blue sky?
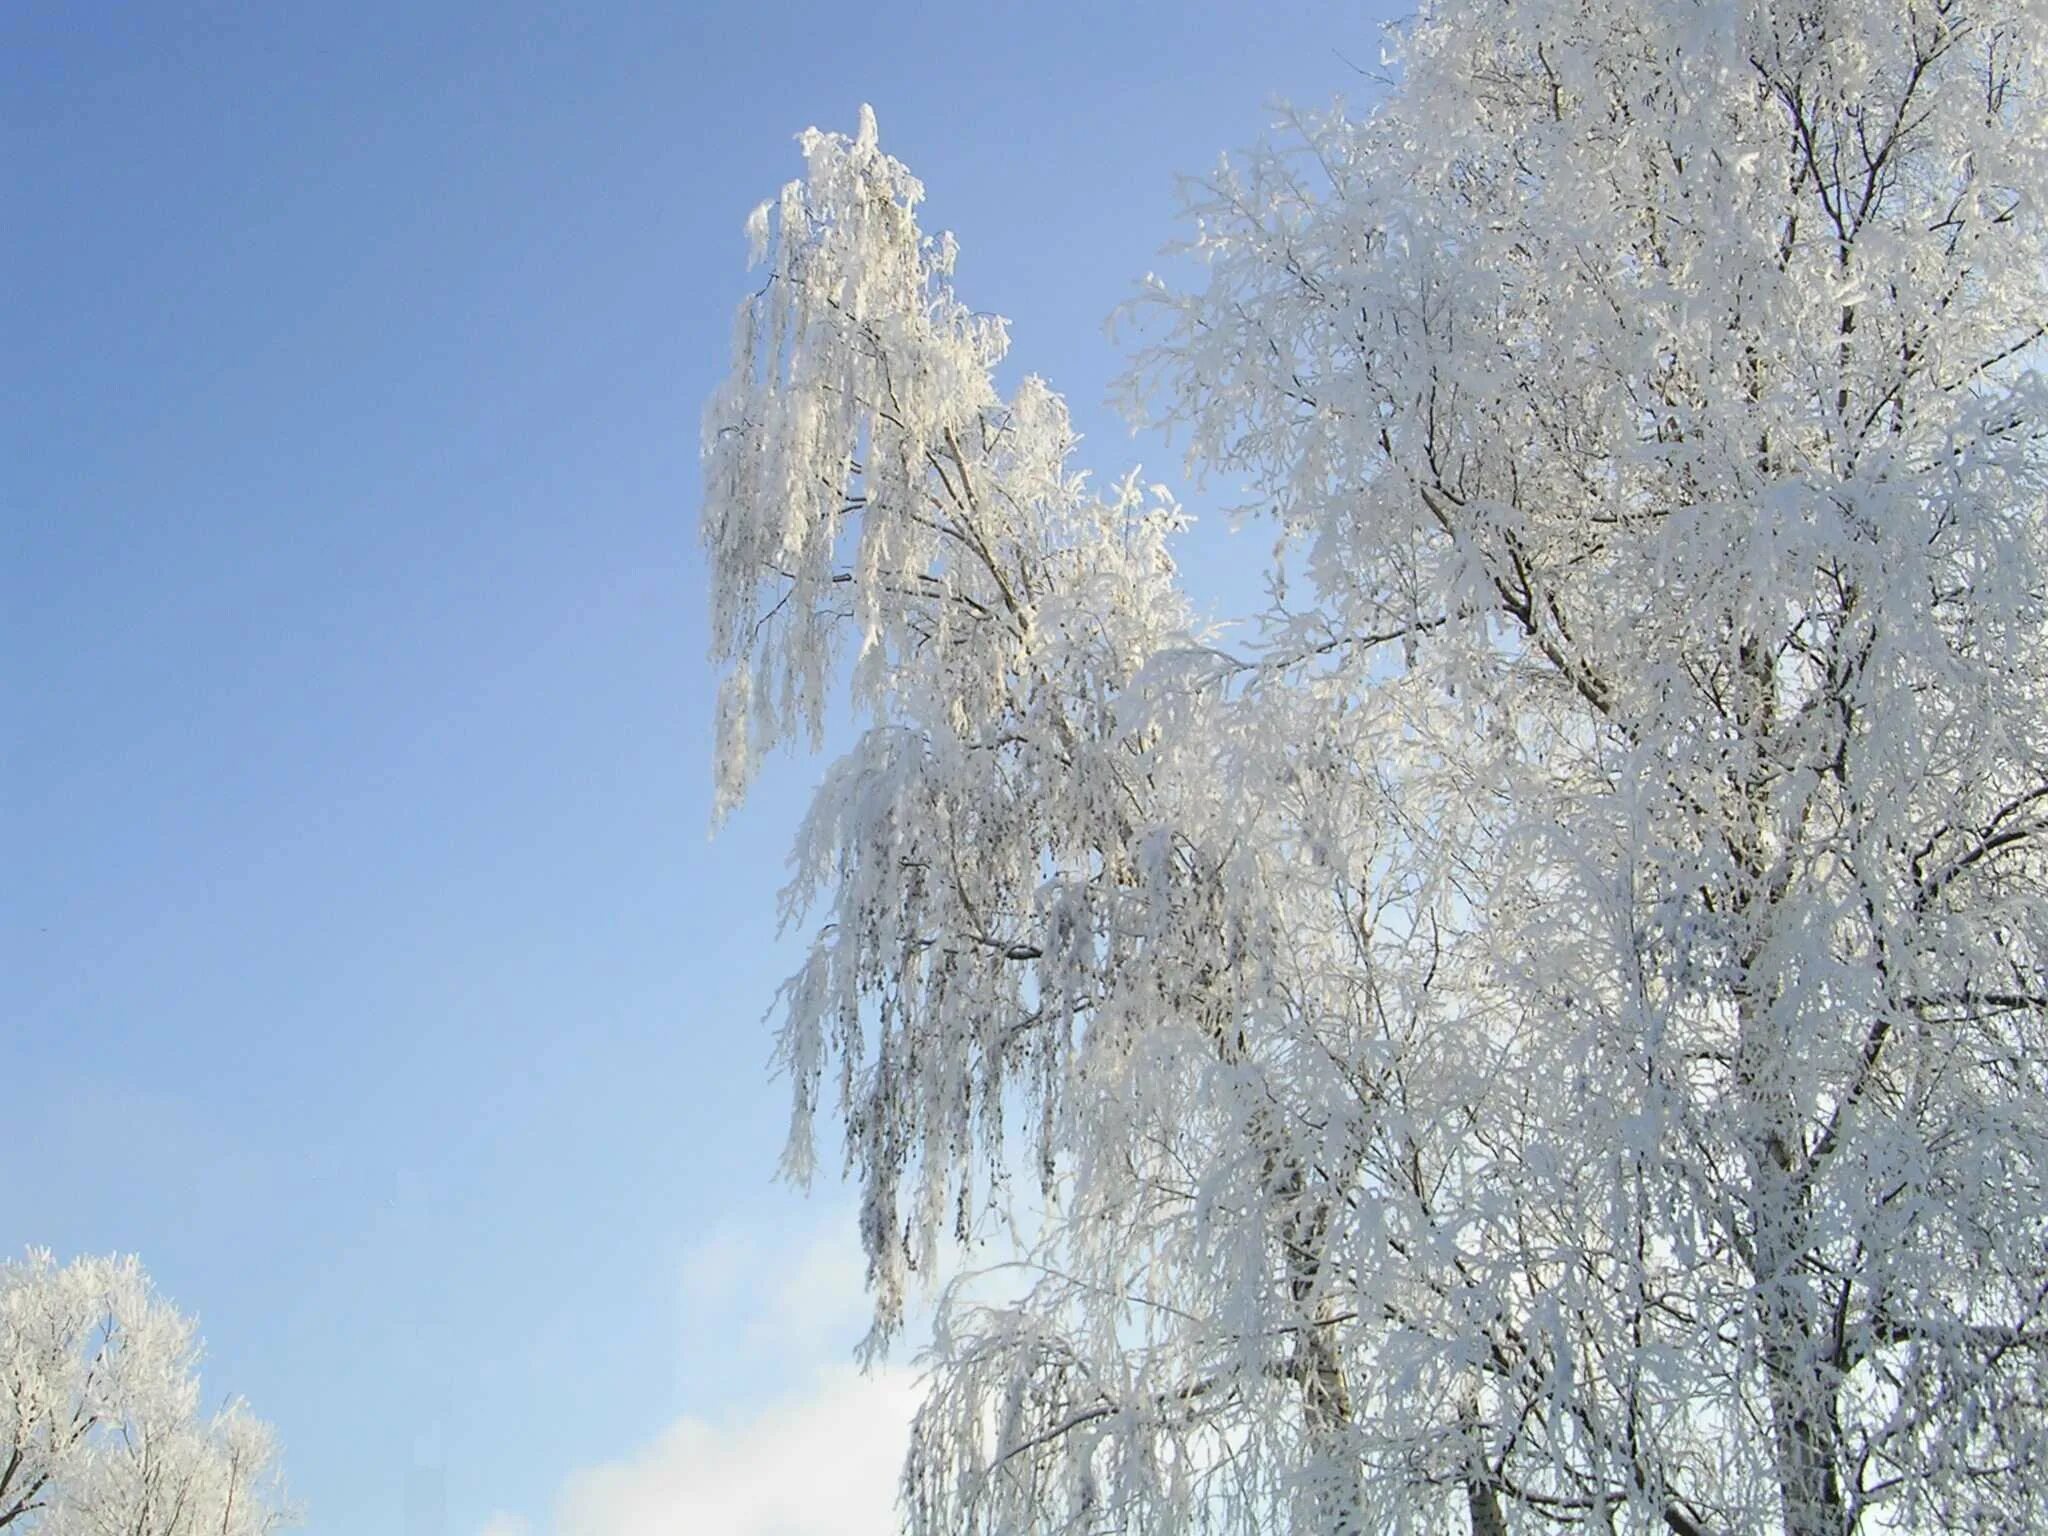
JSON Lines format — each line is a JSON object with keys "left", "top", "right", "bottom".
{"left": 4, "top": 4, "right": 1393, "bottom": 1533}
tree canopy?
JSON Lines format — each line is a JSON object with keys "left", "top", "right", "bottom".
{"left": 1, "top": 1251, "right": 288, "bottom": 1536}
{"left": 704, "top": 3, "right": 2048, "bottom": 1532}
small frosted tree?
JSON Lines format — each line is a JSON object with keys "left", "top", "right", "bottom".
{"left": 1, "top": 1251, "right": 289, "bottom": 1536}
{"left": 703, "top": 3, "right": 2048, "bottom": 1532}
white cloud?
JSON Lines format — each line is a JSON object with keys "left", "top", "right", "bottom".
{"left": 551, "top": 1363, "right": 920, "bottom": 1536}
{"left": 493, "top": 1210, "right": 932, "bottom": 1536}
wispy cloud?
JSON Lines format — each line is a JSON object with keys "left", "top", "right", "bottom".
{"left": 676, "top": 1208, "right": 876, "bottom": 1367}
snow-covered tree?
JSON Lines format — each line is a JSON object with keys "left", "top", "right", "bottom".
{"left": 1, "top": 1251, "right": 290, "bottom": 1536}
{"left": 703, "top": 2, "right": 2048, "bottom": 1531}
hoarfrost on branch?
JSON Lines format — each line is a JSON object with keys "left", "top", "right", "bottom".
{"left": 703, "top": 4, "right": 2048, "bottom": 1531}
{"left": 1, "top": 1251, "right": 289, "bottom": 1536}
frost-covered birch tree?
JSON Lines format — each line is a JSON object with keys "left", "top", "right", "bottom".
{"left": 703, "top": 2, "right": 2048, "bottom": 1531}
{"left": 1, "top": 1252, "right": 289, "bottom": 1536}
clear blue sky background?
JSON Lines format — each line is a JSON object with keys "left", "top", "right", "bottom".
{"left": 4, "top": 5, "right": 1394, "bottom": 1533}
